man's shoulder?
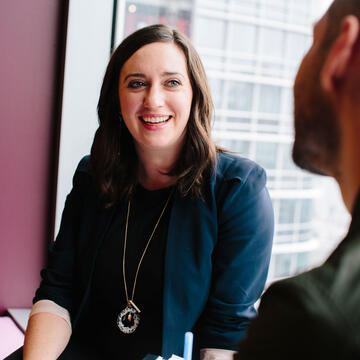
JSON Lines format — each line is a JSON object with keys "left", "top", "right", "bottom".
{"left": 263, "top": 232, "right": 360, "bottom": 332}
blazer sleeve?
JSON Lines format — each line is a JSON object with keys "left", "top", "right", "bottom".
{"left": 33, "top": 157, "right": 91, "bottom": 320}
{"left": 197, "top": 162, "right": 274, "bottom": 350}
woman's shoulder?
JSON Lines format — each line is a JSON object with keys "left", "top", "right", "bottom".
{"left": 215, "top": 151, "right": 266, "bottom": 187}
{"left": 75, "top": 155, "right": 91, "bottom": 174}
{"left": 71, "top": 155, "right": 94, "bottom": 193}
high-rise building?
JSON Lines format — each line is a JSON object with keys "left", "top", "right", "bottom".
{"left": 115, "top": 0, "right": 349, "bottom": 283}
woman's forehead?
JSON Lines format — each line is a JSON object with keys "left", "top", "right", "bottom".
{"left": 120, "top": 42, "right": 188, "bottom": 79}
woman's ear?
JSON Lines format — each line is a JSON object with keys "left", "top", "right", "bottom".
{"left": 321, "top": 15, "right": 360, "bottom": 92}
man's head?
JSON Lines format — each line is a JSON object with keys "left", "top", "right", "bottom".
{"left": 292, "top": 0, "right": 360, "bottom": 178}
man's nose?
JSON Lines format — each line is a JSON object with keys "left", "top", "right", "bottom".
{"left": 143, "top": 84, "right": 165, "bottom": 108}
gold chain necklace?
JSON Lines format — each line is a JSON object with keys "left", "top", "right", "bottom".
{"left": 117, "top": 188, "right": 174, "bottom": 334}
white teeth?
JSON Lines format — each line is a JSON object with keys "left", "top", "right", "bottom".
{"left": 141, "top": 116, "right": 170, "bottom": 124}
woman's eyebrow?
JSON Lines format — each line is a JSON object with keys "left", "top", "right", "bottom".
{"left": 123, "top": 71, "right": 185, "bottom": 83}
{"left": 123, "top": 73, "right": 146, "bottom": 82}
{"left": 161, "top": 71, "right": 185, "bottom": 79}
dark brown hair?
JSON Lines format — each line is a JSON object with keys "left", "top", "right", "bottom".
{"left": 90, "top": 24, "right": 219, "bottom": 206}
{"left": 322, "top": 0, "right": 360, "bottom": 50}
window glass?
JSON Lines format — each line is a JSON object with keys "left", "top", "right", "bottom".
{"left": 281, "top": 144, "right": 296, "bottom": 170}
{"left": 227, "top": 81, "right": 254, "bottom": 111}
{"left": 124, "top": 1, "right": 191, "bottom": 36}
{"left": 263, "top": 3, "right": 287, "bottom": 22}
{"left": 194, "top": 17, "right": 226, "bottom": 49}
{"left": 258, "top": 85, "right": 282, "bottom": 114}
{"left": 233, "top": 140, "right": 250, "bottom": 155}
{"left": 279, "top": 199, "right": 296, "bottom": 224}
{"left": 289, "top": 0, "right": 311, "bottom": 25}
{"left": 286, "top": 32, "right": 310, "bottom": 62}
{"left": 208, "top": 78, "right": 224, "bottom": 109}
{"left": 255, "top": 142, "right": 278, "bottom": 169}
{"left": 229, "top": 0, "right": 260, "bottom": 16}
{"left": 230, "top": 22, "right": 257, "bottom": 55}
{"left": 274, "top": 253, "right": 294, "bottom": 278}
{"left": 300, "top": 199, "right": 312, "bottom": 222}
{"left": 296, "top": 252, "right": 310, "bottom": 273}
{"left": 260, "top": 27, "right": 285, "bottom": 59}
{"left": 283, "top": 87, "right": 293, "bottom": 115}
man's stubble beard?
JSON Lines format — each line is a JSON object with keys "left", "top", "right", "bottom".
{"left": 292, "top": 67, "right": 341, "bottom": 177}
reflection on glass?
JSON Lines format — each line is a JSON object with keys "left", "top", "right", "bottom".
{"left": 124, "top": 1, "right": 191, "bottom": 37}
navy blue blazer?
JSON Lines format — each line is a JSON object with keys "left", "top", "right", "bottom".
{"left": 34, "top": 152, "right": 274, "bottom": 359}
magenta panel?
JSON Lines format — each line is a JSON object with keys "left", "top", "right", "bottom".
{"left": 0, "top": 1, "right": 63, "bottom": 314}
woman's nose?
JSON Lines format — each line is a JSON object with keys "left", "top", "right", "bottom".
{"left": 143, "top": 84, "right": 165, "bottom": 108}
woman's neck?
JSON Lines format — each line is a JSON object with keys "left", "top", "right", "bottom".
{"left": 135, "top": 146, "right": 179, "bottom": 190}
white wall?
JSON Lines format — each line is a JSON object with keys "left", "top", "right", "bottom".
{"left": 55, "top": 0, "right": 114, "bottom": 236}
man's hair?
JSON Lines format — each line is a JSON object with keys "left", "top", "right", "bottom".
{"left": 322, "top": 0, "right": 360, "bottom": 50}
{"left": 90, "top": 24, "right": 218, "bottom": 206}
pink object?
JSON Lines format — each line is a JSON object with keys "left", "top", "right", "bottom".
{"left": 0, "top": 0, "right": 65, "bottom": 313}
{"left": 0, "top": 317, "right": 24, "bottom": 359}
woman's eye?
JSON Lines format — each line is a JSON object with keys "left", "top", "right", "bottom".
{"left": 167, "top": 79, "right": 181, "bottom": 87}
{"left": 128, "top": 80, "right": 146, "bottom": 89}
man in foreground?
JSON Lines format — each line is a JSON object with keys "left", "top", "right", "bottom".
{"left": 236, "top": 0, "right": 360, "bottom": 358}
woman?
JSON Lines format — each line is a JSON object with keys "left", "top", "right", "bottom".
{"left": 9, "top": 24, "right": 273, "bottom": 360}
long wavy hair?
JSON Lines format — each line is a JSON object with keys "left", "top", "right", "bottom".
{"left": 91, "top": 24, "right": 219, "bottom": 207}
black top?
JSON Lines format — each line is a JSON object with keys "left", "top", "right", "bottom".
{"left": 75, "top": 185, "right": 174, "bottom": 359}
{"left": 33, "top": 152, "right": 273, "bottom": 359}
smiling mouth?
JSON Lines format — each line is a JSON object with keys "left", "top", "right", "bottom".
{"left": 139, "top": 115, "right": 172, "bottom": 124}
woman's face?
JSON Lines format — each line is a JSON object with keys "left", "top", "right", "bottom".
{"left": 119, "top": 42, "right": 193, "bottom": 154}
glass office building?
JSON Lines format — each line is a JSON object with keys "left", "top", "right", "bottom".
{"left": 115, "top": 0, "right": 349, "bottom": 282}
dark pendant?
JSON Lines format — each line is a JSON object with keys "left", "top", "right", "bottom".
{"left": 117, "top": 304, "right": 140, "bottom": 334}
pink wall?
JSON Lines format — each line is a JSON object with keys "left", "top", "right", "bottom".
{"left": 0, "top": 1, "right": 67, "bottom": 314}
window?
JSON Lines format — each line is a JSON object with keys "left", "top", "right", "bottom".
{"left": 194, "top": 17, "right": 226, "bottom": 49}
{"left": 258, "top": 85, "right": 282, "bottom": 114}
{"left": 59, "top": 0, "right": 344, "bottom": 285}
{"left": 255, "top": 142, "right": 278, "bottom": 169}
{"left": 274, "top": 253, "right": 294, "bottom": 278}
{"left": 114, "top": 0, "right": 343, "bottom": 283}
{"left": 208, "top": 78, "right": 224, "bottom": 109}
{"left": 227, "top": 81, "right": 254, "bottom": 111}
{"left": 279, "top": 199, "right": 296, "bottom": 224}
{"left": 300, "top": 199, "right": 312, "bottom": 223}
{"left": 123, "top": 1, "right": 192, "bottom": 37}
{"left": 260, "top": 27, "right": 285, "bottom": 60}
{"left": 263, "top": 0, "right": 287, "bottom": 22}
{"left": 230, "top": 22, "right": 257, "bottom": 55}
{"left": 286, "top": 32, "right": 310, "bottom": 62}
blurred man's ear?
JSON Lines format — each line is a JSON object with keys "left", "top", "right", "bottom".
{"left": 321, "top": 15, "right": 360, "bottom": 93}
